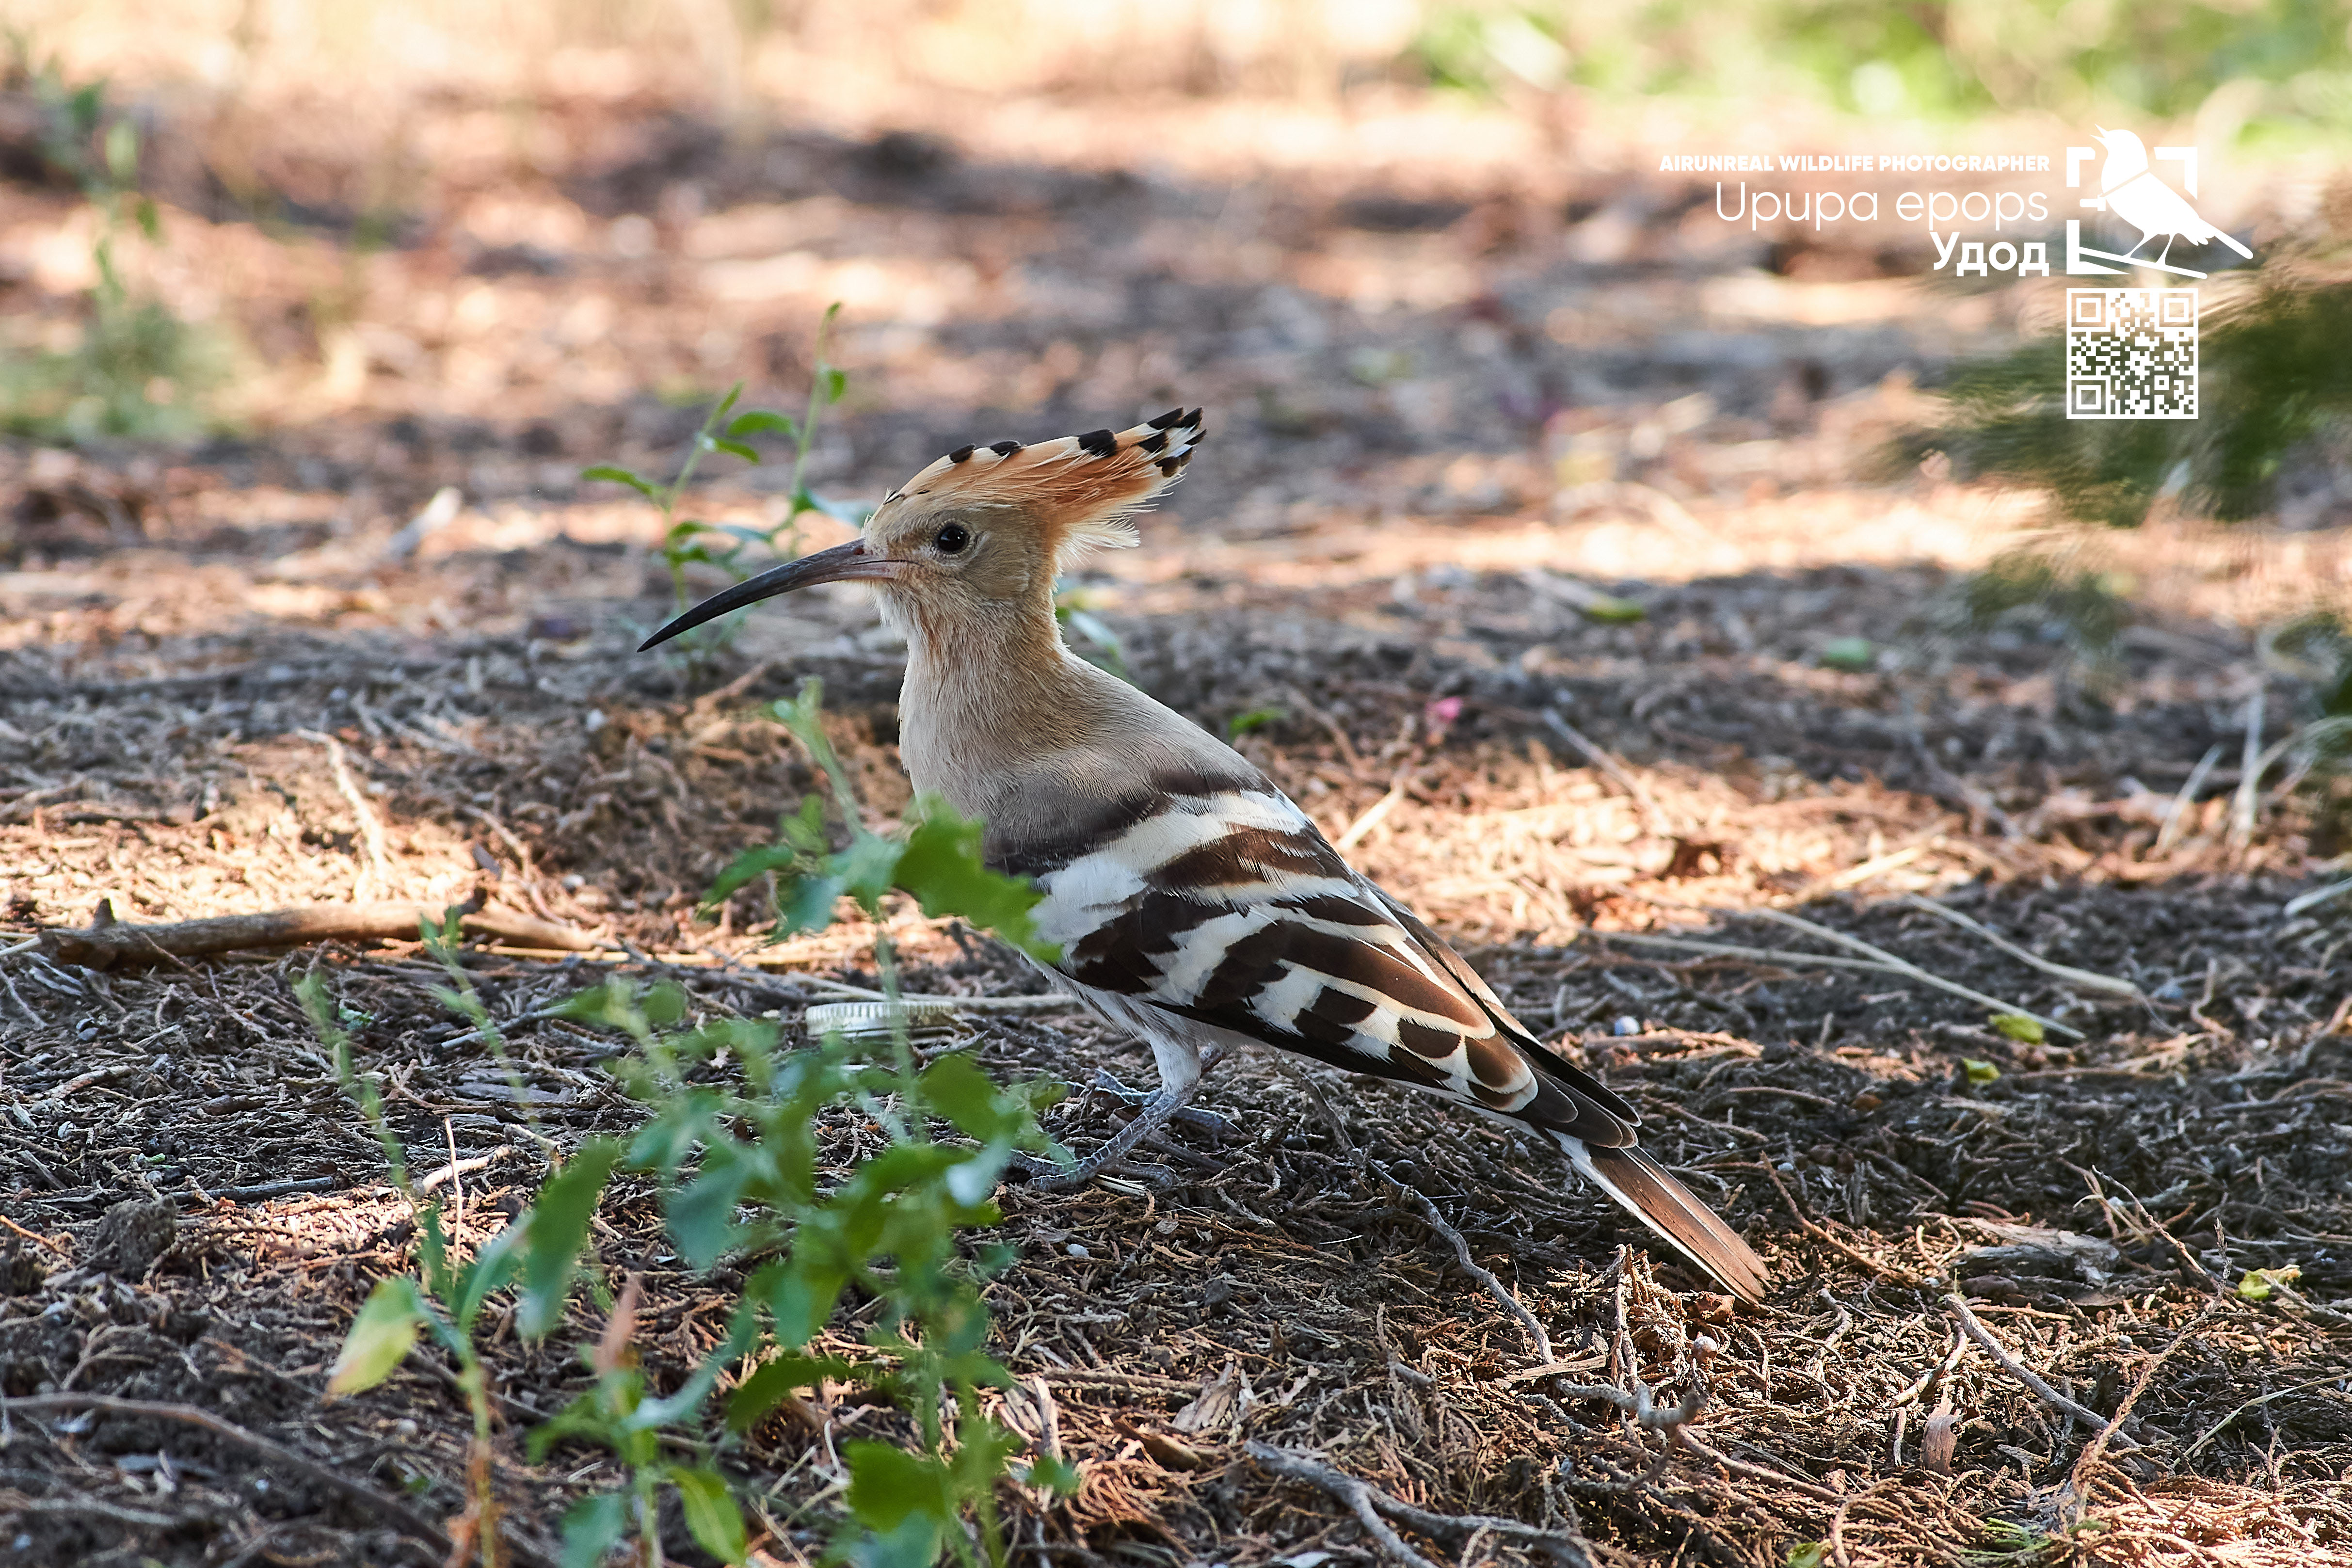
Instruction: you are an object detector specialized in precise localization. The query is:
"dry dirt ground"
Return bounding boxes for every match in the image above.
[4,66,2352,1568]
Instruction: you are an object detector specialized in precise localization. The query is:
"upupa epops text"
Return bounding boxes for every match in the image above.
[643,409,1771,1302]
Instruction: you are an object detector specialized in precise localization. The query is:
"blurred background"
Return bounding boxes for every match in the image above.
[1,0,2345,475]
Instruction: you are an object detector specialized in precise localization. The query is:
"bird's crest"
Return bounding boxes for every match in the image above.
[882,407,1204,568]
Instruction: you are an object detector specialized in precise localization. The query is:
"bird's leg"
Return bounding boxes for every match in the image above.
[1079,1069,1234,1138]
[2156,232,2176,267]
[1015,1042,1229,1191]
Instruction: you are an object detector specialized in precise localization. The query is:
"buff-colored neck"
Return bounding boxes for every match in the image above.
[888,583,1109,811]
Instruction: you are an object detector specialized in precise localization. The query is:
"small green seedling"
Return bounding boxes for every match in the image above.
[1818,637,1875,672]
[590,304,864,662]
[1226,706,1286,739]
[1987,1013,2044,1044]
[2238,1264,2301,1302]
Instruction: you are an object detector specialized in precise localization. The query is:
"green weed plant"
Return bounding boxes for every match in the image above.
[313,681,1073,1568]
[1,38,223,441]
[590,304,869,663]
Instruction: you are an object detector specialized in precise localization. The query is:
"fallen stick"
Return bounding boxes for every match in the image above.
[1727,901,2080,1039]
[1761,1164,1930,1288]
[2284,877,2352,919]
[1543,709,1664,833]
[1248,1442,1594,1568]
[1898,895,2141,997]
[1595,924,2080,1040]
[0,1391,544,1565]
[2065,1302,2212,1513]
[38,900,601,969]
[1369,1157,1553,1362]
[1945,1294,2139,1450]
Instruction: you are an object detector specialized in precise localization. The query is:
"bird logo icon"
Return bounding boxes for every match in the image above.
[2068,128,2251,278]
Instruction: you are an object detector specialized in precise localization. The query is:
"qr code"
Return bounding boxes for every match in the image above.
[2066,288,2197,419]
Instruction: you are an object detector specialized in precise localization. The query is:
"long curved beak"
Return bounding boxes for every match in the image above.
[637,539,900,651]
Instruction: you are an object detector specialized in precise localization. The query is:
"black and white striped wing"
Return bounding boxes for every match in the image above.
[1008,781,1638,1148]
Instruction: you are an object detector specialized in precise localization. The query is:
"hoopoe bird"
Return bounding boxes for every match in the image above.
[642,409,1770,1302]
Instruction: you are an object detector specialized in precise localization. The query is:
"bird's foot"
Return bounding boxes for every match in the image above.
[1011,1071,1228,1192]
[1078,1070,1234,1141]
[1006,1148,1182,1190]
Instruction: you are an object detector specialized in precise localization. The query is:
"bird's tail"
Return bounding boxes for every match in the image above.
[1557,1134,1771,1303]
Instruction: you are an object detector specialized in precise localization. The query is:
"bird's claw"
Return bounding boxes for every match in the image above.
[1005,1149,1180,1192]
[1082,1070,1234,1140]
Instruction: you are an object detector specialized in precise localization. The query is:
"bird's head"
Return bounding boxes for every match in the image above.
[640,408,1205,654]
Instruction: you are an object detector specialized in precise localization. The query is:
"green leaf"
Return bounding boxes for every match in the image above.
[713,382,744,421]
[326,1277,427,1396]
[1988,1013,2045,1043]
[727,409,799,440]
[582,465,659,501]
[450,1216,528,1335]
[844,1441,953,1531]
[1225,706,1285,739]
[920,1054,1007,1136]
[777,871,848,936]
[519,1137,624,1341]
[1577,593,1646,624]
[626,1089,726,1176]
[776,793,831,854]
[552,979,646,1036]
[642,983,689,1028]
[1022,1453,1081,1497]
[134,197,160,242]
[630,1306,758,1432]
[708,437,763,464]
[104,118,137,182]
[834,832,908,912]
[667,1153,754,1269]
[945,1141,1015,1207]
[767,1251,850,1348]
[415,1202,454,1301]
[1787,1545,1826,1568]
[843,1515,943,1568]
[560,1491,629,1568]
[727,1353,854,1431]
[1818,636,1876,672]
[823,366,848,404]
[2238,1264,2301,1302]
[669,1466,749,1565]
[1960,1057,2001,1086]
[893,802,1057,961]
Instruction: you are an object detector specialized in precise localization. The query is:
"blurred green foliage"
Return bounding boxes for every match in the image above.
[0,35,229,442]
[1910,278,2352,528]
[1408,0,2352,145]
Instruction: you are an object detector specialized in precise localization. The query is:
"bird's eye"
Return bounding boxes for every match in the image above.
[934,524,970,554]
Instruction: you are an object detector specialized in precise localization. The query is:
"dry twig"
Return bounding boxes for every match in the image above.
[0,1392,545,1565]
[1898,895,2140,997]
[1369,1157,1552,1361]
[1542,709,1664,832]
[1761,1164,1929,1287]
[1593,925,2079,1040]
[1248,1443,1594,1568]
[2064,1302,2220,1517]
[1945,1295,2141,1451]
[39,900,599,968]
